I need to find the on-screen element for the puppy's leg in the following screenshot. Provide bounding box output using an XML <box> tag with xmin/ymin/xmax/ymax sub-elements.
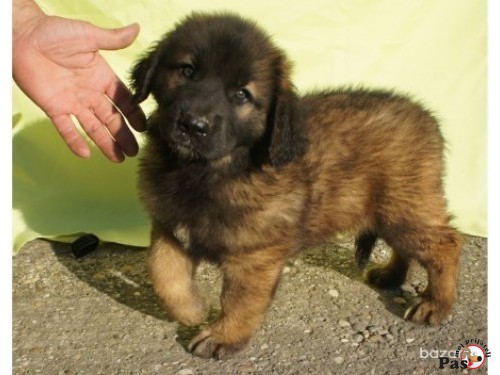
<box><xmin>366</xmin><ymin>250</ymin><xmax>409</xmax><ymax>289</ymax></box>
<box><xmin>148</xmin><ymin>227</ymin><xmax>207</xmax><ymax>326</ymax></box>
<box><xmin>188</xmin><ymin>247</ymin><xmax>287</xmax><ymax>359</ymax></box>
<box><xmin>404</xmin><ymin>226</ymin><xmax>462</xmax><ymax>325</ymax></box>
<box><xmin>380</xmin><ymin>218</ymin><xmax>462</xmax><ymax>325</ymax></box>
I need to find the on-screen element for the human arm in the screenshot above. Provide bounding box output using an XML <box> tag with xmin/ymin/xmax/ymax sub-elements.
<box><xmin>12</xmin><ymin>0</ymin><xmax>146</xmax><ymax>162</ymax></box>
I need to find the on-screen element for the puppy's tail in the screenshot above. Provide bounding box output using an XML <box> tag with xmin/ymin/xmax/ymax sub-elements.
<box><xmin>355</xmin><ymin>231</ymin><xmax>378</xmax><ymax>269</ymax></box>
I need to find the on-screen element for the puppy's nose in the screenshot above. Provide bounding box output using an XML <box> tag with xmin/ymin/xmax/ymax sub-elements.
<box><xmin>179</xmin><ymin>114</ymin><xmax>210</xmax><ymax>136</ymax></box>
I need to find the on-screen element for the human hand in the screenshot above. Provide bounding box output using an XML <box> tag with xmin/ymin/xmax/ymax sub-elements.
<box><xmin>13</xmin><ymin>6</ymin><xmax>146</xmax><ymax>162</ymax></box>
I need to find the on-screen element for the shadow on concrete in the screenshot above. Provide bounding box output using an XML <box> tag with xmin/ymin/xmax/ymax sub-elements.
<box><xmin>49</xmin><ymin>235</ymin><xmax>413</xmax><ymax>351</ymax></box>
<box><xmin>49</xmin><ymin>240</ymin><xmax>169</xmax><ymax>321</ymax></box>
<box><xmin>50</xmin><ymin>239</ymin><xmax>223</xmax><ymax>352</ymax></box>
<box><xmin>298</xmin><ymin>238</ymin><xmax>410</xmax><ymax>321</ymax></box>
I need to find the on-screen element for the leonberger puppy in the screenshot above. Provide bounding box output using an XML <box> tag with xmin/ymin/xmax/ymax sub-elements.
<box><xmin>131</xmin><ymin>12</ymin><xmax>462</xmax><ymax>359</ymax></box>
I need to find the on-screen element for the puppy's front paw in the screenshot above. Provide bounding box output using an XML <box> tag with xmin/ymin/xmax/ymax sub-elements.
<box><xmin>174</xmin><ymin>298</ymin><xmax>208</xmax><ymax>327</ymax></box>
<box><xmin>404</xmin><ymin>299</ymin><xmax>450</xmax><ymax>325</ymax></box>
<box><xmin>188</xmin><ymin>328</ymin><xmax>248</xmax><ymax>359</ymax></box>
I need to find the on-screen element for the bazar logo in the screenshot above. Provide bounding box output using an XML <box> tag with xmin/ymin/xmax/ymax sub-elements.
<box><xmin>439</xmin><ymin>338</ymin><xmax>491</xmax><ymax>370</ymax></box>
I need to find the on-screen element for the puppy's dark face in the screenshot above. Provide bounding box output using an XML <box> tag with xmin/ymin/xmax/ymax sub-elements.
<box><xmin>131</xmin><ymin>13</ymin><xmax>307</xmax><ymax>166</ymax></box>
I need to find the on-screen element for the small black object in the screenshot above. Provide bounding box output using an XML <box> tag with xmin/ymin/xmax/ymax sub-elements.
<box><xmin>71</xmin><ymin>234</ymin><xmax>100</xmax><ymax>258</ymax></box>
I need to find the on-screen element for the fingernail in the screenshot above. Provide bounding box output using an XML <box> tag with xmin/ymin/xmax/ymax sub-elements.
<box><xmin>78</xmin><ymin>146</ymin><xmax>91</xmax><ymax>159</ymax></box>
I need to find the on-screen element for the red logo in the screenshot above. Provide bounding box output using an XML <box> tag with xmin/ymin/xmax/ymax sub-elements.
<box><xmin>459</xmin><ymin>344</ymin><xmax>486</xmax><ymax>370</ymax></box>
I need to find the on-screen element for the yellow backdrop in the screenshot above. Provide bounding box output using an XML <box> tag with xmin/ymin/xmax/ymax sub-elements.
<box><xmin>12</xmin><ymin>0</ymin><xmax>487</xmax><ymax>251</ymax></box>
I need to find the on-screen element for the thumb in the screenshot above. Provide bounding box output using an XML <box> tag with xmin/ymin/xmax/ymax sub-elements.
<box><xmin>91</xmin><ymin>23</ymin><xmax>140</xmax><ymax>51</ymax></box>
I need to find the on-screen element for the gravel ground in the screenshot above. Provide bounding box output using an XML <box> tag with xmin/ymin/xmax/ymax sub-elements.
<box><xmin>13</xmin><ymin>235</ymin><xmax>487</xmax><ymax>374</ymax></box>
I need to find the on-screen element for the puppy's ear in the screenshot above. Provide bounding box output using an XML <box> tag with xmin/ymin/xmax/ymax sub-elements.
<box><xmin>268</xmin><ymin>57</ymin><xmax>308</xmax><ymax>168</ymax></box>
<box><xmin>130</xmin><ymin>44</ymin><xmax>162</xmax><ymax>103</ymax></box>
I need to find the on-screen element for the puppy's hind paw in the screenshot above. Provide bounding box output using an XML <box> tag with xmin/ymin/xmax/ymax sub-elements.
<box><xmin>404</xmin><ymin>300</ymin><xmax>451</xmax><ymax>326</ymax></box>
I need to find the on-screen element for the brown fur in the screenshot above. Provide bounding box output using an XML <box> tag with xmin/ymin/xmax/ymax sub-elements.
<box><xmin>131</xmin><ymin>12</ymin><xmax>462</xmax><ymax>359</ymax></box>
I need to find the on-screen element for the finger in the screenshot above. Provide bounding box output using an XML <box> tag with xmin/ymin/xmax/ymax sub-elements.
<box><xmin>91</xmin><ymin>23</ymin><xmax>140</xmax><ymax>51</ymax></box>
<box><xmin>75</xmin><ymin>107</ymin><xmax>125</xmax><ymax>163</ymax></box>
<box><xmin>50</xmin><ymin>114</ymin><xmax>91</xmax><ymax>159</ymax></box>
<box><xmin>91</xmin><ymin>94</ymin><xmax>139</xmax><ymax>157</ymax></box>
<box><xmin>106</xmin><ymin>79</ymin><xmax>147</xmax><ymax>132</ymax></box>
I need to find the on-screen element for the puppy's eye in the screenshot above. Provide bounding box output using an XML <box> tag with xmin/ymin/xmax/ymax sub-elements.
<box><xmin>180</xmin><ymin>64</ymin><xmax>195</xmax><ymax>79</ymax></box>
<box><xmin>234</xmin><ymin>88</ymin><xmax>251</xmax><ymax>103</ymax></box>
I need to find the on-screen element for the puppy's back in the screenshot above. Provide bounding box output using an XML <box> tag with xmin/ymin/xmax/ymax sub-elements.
<box><xmin>298</xmin><ymin>88</ymin><xmax>446</xmax><ymax>239</ymax></box>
